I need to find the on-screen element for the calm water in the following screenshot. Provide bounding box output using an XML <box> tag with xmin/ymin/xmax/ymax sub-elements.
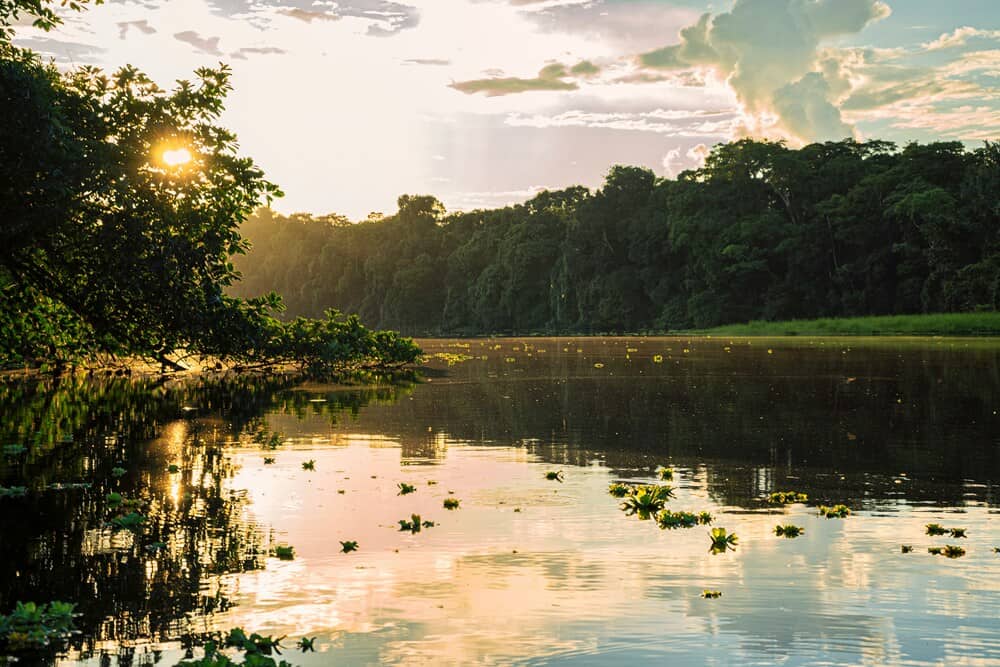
<box><xmin>2</xmin><ymin>337</ymin><xmax>1000</xmax><ymax>666</ymax></box>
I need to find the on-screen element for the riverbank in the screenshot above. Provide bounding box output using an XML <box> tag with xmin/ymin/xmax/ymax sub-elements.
<box><xmin>692</xmin><ymin>312</ymin><xmax>1000</xmax><ymax>337</ymax></box>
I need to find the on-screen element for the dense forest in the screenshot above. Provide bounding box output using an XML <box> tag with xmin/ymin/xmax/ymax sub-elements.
<box><xmin>231</xmin><ymin>139</ymin><xmax>1000</xmax><ymax>335</ymax></box>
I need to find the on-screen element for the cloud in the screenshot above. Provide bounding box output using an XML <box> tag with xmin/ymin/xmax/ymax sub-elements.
<box><xmin>662</xmin><ymin>142</ymin><xmax>710</xmax><ymax>177</ymax></box>
<box><xmin>451</xmin><ymin>60</ymin><xmax>599</xmax><ymax>96</ymax></box>
<box><xmin>230</xmin><ymin>46</ymin><xmax>287</xmax><ymax>60</ymax></box>
<box><xmin>279</xmin><ymin>8</ymin><xmax>340</xmax><ymax>23</ymax></box>
<box><xmin>117</xmin><ymin>20</ymin><xmax>156</xmax><ymax>40</ymax></box>
<box><xmin>923</xmin><ymin>26</ymin><xmax>1000</xmax><ymax>51</ymax></box>
<box><xmin>637</xmin><ymin>0</ymin><xmax>892</xmax><ymax>143</ymax></box>
<box><xmin>505</xmin><ymin>108</ymin><xmax>737</xmax><ymax>136</ymax></box>
<box><xmin>402</xmin><ymin>58</ymin><xmax>451</xmax><ymax>66</ymax></box>
<box><xmin>173</xmin><ymin>30</ymin><xmax>222</xmax><ymax>56</ymax></box>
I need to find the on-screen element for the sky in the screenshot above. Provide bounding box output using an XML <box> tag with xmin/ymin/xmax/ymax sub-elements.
<box><xmin>14</xmin><ymin>0</ymin><xmax>1000</xmax><ymax>218</ymax></box>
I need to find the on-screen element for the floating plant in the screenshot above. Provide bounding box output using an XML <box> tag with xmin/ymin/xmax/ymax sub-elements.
<box><xmin>818</xmin><ymin>504</ymin><xmax>851</xmax><ymax>518</ymax></box>
<box><xmin>398</xmin><ymin>514</ymin><xmax>431</xmax><ymax>532</ymax></box>
<box><xmin>167</xmin><ymin>464</ymin><xmax>180</xmax><ymax>473</ymax></box>
<box><xmin>656</xmin><ymin>466</ymin><xmax>674</xmax><ymax>481</ymax></box>
<box><xmin>110</xmin><ymin>512</ymin><xmax>146</xmax><ymax>531</ymax></box>
<box><xmin>949</xmin><ymin>528</ymin><xmax>967</xmax><ymax>538</ymax></box>
<box><xmin>263</xmin><ymin>457</ymin><xmax>275</xmax><ymax>465</ymax></box>
<box><xmin>111</xmin><ymin>467</ymin><xmax>126</xmax><ymax>478</ymax></box>
<box><xmin>702</xmin><ymin>590</ymin><xmax>722</xmax><ymax>599</ymax></box>
<box><xmin>709</xmin><ymin>528</ymin><xmax>738</xmax><ymax>554</ymax></box>
<box><xmin>545</xmin><ymin>471</ymin><xmax>564</xmax><ymax>482</ymax></box>
<box><xmin>297</xmin><ymin>637</ymin><xmax>316</xmax><ymax>652</ymax></box>
<box><xmin>768</xmin><ymin>491</ymin><xmax>808</xmax><ymax>504</ymax></box>
<box><xmin>774</xmin><ymin>525</ymin><xmax>804</xmax><ymax>538</ymax></box>
<box><xmin>620</xmin><ymin>485</ymin><xmax>675</xmax><ymax>517</ymax></box>
<box><xmin>608</xmin><ymin>482</ymin><xmax>632</xmax><ymax>497</ymax></box>
<box><xmin>302</xmin><ymin>460</ymin><xmax>316</xmax><ymax>471</ymax></box>
<box><xmin>398</xmin><ymin>482</ymin><xmax>416</xmax><ymax>495</ymax></box>
<box><xmin>0</xmin><ymin>601</ymin><xmax>77</xmax><ymax>650</ymax></box>
<box><xmin>925</xmin><ymin>523</ymin><xmax>947</xmax><ymax>536</ymax></box>
<box><xmin>657</xmin><ymin>510</ymin><xmax>712</xmax><ymax>530</ymax></box>
<box><xmin>0</xmin><ymin>486</ymin><xmax>27</xmax><ymax>498</ymax></box>
<box><xmin>340</xmin><ymin>541</ymin><xmax>358</xmax><ymax>553</ymax></box>
<box><xmin>271</xmin><ymin>545</ymin><xmax>295</xmax><ymax>560</ymax></box>
<box><xmin>929</xmin><ymin>545</ymin><xmax>965</xmax><ymax>558</ymax></box>
<box><xmin>901</xmin><ymin>545</ymin><xmax>914</xmax><ymax>553</ymax></box>
<box><xmin>443</xmin><ymin>498</ymin><xmax>461</xmax><ymax>510</ymax></box>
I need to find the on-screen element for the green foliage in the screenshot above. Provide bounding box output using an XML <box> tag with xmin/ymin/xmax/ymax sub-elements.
<box><xmin>701</xmin><ymin>590</ymin><xmax>722</xmax><ymax>599</ymax></box>
<box><xmin>608</xmin><ymin>482</ymin><xmax>632</xmax><ymax>497</ymax></box>
<box><xmin>398</xmin><ymin>514</ymin><xmax>432</xmax><ymax>533</ymax></box>
<box><xmin>949</xmin><ymin>528</ymin><xmax>967</xmax><ymax>538</ymax></box>
<box><xmin>768</xmin><ymin>491</ymin><xmax>808</xmax><ymax>504</ymax></box>
<box><xmin>296</xmin><ymin>637</ymin><xmax>316</xmax><ymax>652</ymax></box>
<box><xmin>0</xmin><ymin>485</ymin><xmax>27</xmax><ymax>498</ymax></box>
<box><xmin>620</xmin><ymin>484</ymin><xmax>675</xmax><ymax>517</ymax></box>
<box><xmin>339</xmin><ymin>541</ymin><xmax>358</xmax><ymax>553</ymax></box>
<box><xmin>271</xmin><ymin>545</ymin><xmax>295</xmax><ymax>560</ymax></box>
<box><xmin>925</xmin><ymin>523</ymin><xmax>947</xmax><ymax>536</ymax></box>
<box><xmin>656</xmin><ymin>510</ymin><xmax>712</xmax><ymax>530</ymax></box>
<box><xmin>397</xmin><ymin>482</ymin><xmax>416</xmax><ymax>495</ymax></box>
<box><xmin>929</xmin><ymin>545</ymin><xmax>965</xmax><ymax>558</ymax></box>
<box><xmin>0</xmin><ymin>601</ymin><xmax>77</xmax><ymax>651</ymax></box>
<box><xmin>443</xmin><ymin>498</ymin><xmax>460</xmax><ymax>510</ymax></box>
<box><xmin>709</xmin><ymin>528</ymin><xmax>738</xmax><ymax>554</ymax></box>
<box><xmin>901</xmin><ymin>545</ymin><xmax>913</xmax><ymax>553</ymax></box>
<box><xmin>774</xmin><ymin>524</ymin><xmax>804</xmax><ymax>538</ymax></box>
<box><xmin>0</xmin><ymin>20</ymin><xmax>420</xmax><ymax>371</ymax></box>
<box><xmin>818</xmin><ymin>504</ymin><xmax>851</xmax><ymax>518</ymax></box>
<box><xmin>229</xmin><ymin>140</ymin><xmax>1000</xmax><ymax>336</ymax></box>
<box><xmin>177</xmin><ymin>628</ymin><xmax>294</xmax><ymax>667</ymax></box>
<box><xmin>545</xmin><ymin>471</ymin><xmax>564</xmax><ymax>482</ymax></box>
<box><xmin>110</xmin><ymin>511</ymin><xmax>146</xmax><ymax>531</ymax></box>
<box><xmin>656</xmin><ymin>466</ymin><xmax>674</xmax><ymax>481</ymax></box>
<box><xmin>110</xmin><ymin>466</ymin><xmax>126</xmax><ymax>477</ymax></box>
<box><xmin>263</xmin><ymin>457</ymin><xmax>275</xmax><ymax>464</ymax></box>
<box><xmin>301</xmin><ymin>460</ymin><xmax>315</xmax><ymax>471</ymax></box>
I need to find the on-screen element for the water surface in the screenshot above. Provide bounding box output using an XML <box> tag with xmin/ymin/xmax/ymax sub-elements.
<box><xmin>2</xmin><ymin>337</ymin><xmax>999</xmax><ymax>665</ymax></box>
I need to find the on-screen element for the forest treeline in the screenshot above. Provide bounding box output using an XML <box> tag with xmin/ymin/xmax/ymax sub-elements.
<box><xmin>231</xmin><ymin>139</ymin><xmax>1000</xmax><ymax>335</ymax></box>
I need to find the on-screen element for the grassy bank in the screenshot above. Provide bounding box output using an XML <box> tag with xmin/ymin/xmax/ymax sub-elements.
<box><xmin>694</xmin><ymin>313</ymin><xmax>1000</xmax><ymax>337</ymax></box>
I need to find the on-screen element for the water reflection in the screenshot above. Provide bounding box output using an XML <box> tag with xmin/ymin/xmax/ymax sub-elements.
<box><xmin>1</xmin><ymin>338</ymin><xmax>998</xmax><ymax>665</ymax></box>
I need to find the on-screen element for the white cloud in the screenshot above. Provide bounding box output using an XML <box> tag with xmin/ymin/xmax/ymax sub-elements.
<box><xmin>923</xmin><ymin>26</ymin><xmax>1000</xmax><ymax>51</ymax></box>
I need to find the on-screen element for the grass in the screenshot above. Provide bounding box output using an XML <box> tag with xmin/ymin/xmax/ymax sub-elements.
<box><xmin>694</xmin><ymin>312</ymin><xmax>1000</xmax><ymax>337</ymax></box>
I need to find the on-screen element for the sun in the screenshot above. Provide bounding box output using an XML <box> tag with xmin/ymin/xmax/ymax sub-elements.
<box><xmin>161</xmin><ymin>147</ymin><xmax>192</xmax><ymax>167</ymax></box>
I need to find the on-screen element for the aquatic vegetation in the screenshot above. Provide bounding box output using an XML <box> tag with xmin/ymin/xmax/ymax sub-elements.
<box><xmin>398</xmin><ymin>482</ymin><xmax>416</xmax><ymax>495</ymax></box>
<box><xmin>340</xmin><ymin>541</ymin><xmax>358</xmax><ymax>553</ymax></box>
<box><xmin>709</xmin><ymin>528</ymin><xmax>738</xmax><ymax>554</ymax></box>
<box><xmin>656</xmin><ymin>510</ymin><xmax>711</xmax><ymax>530</ymax></box>
<box><xmin>145</xmin><ymin>542</ymin><xmax>167</xmax><ymax>553</ymax></box>
<box><xmin>177</xmin><ymin>626</ymin><xmax>296</xmax><ymax>666</ymax></box>
<box><xmin>398</xmin><ymin>514</ymin><xmax>432</xmax><ymax>532</ymax></box>
<box><xmin>0</xmin><ymin>601</ymin><xmax>77</xmax><ymax>650</ymax></box>
<box><xmin>768</xmin><ymin>491</ymin><xmax>808</xmax><ymax>504</ymax></box>
<box><xmin>443</xmin><ymin>498</ymin><xmax>461</xmax><ymax>510</ymax></box>
<box><xmin>111</xmin><ymin>467</ymin><xmax>127</xmax><ymax>477</ymax></box>
<box><xmin>271</xmin><ymin>545</ymin><xmax>295</xmax><ymax>560</ymax></box>
<box><xmin>2</xmin><ymin>444</ymin><xmax>27</xmax><ymax>456</ymax></box>
<box><xmin>107</xmin><ymin>492</ymin><xmax>123</xmax><ymax>505</ymax></box>
<box><xmin>432</xmin><ymin>352</ymin><xmax>474</xmax><ymax>366</ymax></box>
<box><xmin>774</xmin><ymin>525</ymin><xmax>804</xmax><ymax>538</ymax></box>
<box><xmin>818</xmin><ymin>504</ymin><xmax>851</xmax><ymax>518</ymax></box>
<box><xmin>949</xmin><ymin>528</ymin><xmax>967</xmax><ymax>538</ymax></box>
<box><xmin>652</xmin><ymin>355</ymin><xmax>663</xmax><ymax>363</ymax></box>
<box><xmin>545</xmin><ymin>471</ymin><xmax>564</xmax><ymax>482</ymax></box>
<box><xmin>701</xmin><ymin>590</ymin><xmax>722</xmax><ymax>599</ymax></box>
<box><xmin>0</xmin><ymin>486</ymin><xmax>27</xmax><ymax>498</ymax></box>
<box><xmin>620</xmin><ymin>485</ymin><xmax>675</xmax><ymax>517</ymax></box>
<box><xmin>297</xmin><ymin>637</ymin><xmax>316</xmax><ymax>652</ymax></box>
<box><xmin>264</xmin><ymin>457</ymin><xmax>276</xmax><ymax>464</ymax></box>
<box><xmin>608</xmin><ymin>482</ymin><xmax>632</xmax><ymax>497</ymax></box>
<box><xmin>656</xmin><ymin>466</ymin><xmax>674</xmax><ymax>481</ymax></box>
<box><xmin>302</xmin><ymin>460</ymin><xmax>316</xmax><ymax>471</ymax></box>
<box><xmin>929</xmin><ymin>545</ymin><xmax>966</xmax><ymax>558</ymax></box>
<box><xmin>427</xmin><ymin>480</ymin><xmax>438</xmax><ymax>485</ymax></box>
<box><xmin>901</xmin><ymin>545</ymin><xmax>914</xmax><ymax>553</ymax></box>
<box><xmin>925</xmin><ymin>523</ymin><xmax>947</xmax><ymax>536</ymax></box>
<box><xmin>168</xmin><ymin>464</ymin><xmax>180</xmax><ymax>473</ymax></box>
<box><xmin>110</xmin><ymin>512</ymin><xmax>147</xmax><ymax>531</ymax></box>
<box><xmin>593</xmin><ymin>363</ymin><xmax>604</xmax><ymax>369</ymax></box>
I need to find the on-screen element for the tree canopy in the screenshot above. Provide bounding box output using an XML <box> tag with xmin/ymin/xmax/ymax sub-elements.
<box><xmin>0</xmin><ymin>0</ymin><xmax>420</xmax><ymax>371</ymax></box>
